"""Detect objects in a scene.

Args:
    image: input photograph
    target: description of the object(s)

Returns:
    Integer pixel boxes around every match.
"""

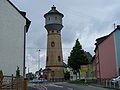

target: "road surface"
[44,82,114,90]
[28,82,115,90]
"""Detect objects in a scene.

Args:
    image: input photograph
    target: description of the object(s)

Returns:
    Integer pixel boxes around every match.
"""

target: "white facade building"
[0,0,31,76]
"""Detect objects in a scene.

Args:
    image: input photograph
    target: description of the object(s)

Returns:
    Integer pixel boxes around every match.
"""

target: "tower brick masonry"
[44,5,64,81]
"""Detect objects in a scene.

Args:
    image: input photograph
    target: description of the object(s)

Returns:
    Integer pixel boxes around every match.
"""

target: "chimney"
[117,25,120,29]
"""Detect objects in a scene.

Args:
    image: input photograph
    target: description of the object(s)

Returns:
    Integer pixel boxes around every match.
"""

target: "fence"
[0,74,28,90]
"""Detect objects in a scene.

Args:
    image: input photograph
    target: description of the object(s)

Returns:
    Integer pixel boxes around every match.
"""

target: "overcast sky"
[11,0,120,73]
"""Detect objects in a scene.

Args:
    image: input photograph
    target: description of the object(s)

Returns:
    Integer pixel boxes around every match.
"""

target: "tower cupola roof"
[44,5,64,17]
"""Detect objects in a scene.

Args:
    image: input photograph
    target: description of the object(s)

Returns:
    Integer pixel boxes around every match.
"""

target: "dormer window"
[48,17,50,20]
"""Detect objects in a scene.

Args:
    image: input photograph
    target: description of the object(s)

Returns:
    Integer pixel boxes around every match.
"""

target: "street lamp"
[37,49,40,71]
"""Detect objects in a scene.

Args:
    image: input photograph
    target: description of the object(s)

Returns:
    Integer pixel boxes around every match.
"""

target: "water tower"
[44,5,64,81]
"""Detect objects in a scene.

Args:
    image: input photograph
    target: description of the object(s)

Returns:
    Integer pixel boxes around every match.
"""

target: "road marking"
[48,84,63,88]
[67,87,73,90]
[41,86,47,90]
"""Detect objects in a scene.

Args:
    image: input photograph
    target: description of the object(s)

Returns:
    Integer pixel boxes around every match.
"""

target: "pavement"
[91,84,120,90]
[28,87,38,90]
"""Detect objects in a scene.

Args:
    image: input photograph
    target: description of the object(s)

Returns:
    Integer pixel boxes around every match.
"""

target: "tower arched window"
[46,56,48,61]
[58,56,61,62]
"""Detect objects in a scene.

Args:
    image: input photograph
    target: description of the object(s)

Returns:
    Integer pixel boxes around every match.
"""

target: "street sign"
[80,65,88,72]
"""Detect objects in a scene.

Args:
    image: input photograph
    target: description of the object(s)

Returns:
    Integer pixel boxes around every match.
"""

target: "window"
[52,30,54,33]
[46,56,48,61]
[58,56,61,61]
[55,17,57,20]
[51,41,55,47]
[48,17,50,20]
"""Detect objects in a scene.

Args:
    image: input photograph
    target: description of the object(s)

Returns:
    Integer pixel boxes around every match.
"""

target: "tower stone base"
[47,67,64,81]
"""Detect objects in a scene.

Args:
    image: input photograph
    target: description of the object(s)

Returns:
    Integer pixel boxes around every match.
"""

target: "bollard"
[113,82,115,88]
[105,80,108,87]
[118,81,120,89]
[109,80,111,88]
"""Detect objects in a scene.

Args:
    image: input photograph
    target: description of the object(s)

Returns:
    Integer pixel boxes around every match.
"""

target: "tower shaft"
[46,30,64,81]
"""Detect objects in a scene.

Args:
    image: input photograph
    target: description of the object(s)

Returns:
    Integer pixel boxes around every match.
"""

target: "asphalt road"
[28,82,116,90]
[44,82,115,90]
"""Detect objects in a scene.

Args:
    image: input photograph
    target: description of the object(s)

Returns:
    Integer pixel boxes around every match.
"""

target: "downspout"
[23,25,26,77]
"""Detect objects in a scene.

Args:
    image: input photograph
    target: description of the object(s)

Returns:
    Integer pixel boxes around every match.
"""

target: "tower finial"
[51,5,56,10]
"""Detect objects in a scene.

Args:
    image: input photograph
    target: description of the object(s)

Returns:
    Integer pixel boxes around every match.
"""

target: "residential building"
[95,25,120,79]
[86,55,96,79]
[80,52,92,79]
[67,68,79,81]
[0,0,31,76]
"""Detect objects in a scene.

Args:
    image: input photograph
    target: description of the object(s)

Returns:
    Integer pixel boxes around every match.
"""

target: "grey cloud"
[11,0,120,71]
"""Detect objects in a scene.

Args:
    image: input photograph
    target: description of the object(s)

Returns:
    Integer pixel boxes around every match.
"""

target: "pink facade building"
[95,25,120,79]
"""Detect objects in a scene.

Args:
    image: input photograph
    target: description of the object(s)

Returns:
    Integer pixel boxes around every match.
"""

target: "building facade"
[0,0,31,76]
[44,6,64,81]
[95,25,120,79]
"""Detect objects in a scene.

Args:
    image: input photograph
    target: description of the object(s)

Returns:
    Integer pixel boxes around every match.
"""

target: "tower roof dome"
[44,5,64,17]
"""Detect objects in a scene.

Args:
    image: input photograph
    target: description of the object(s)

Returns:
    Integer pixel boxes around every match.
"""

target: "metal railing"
[97,79,120,89]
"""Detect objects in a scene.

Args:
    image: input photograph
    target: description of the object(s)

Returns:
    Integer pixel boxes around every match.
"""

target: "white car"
[30,79,43,83]
[30,79,48,83]
[111,76,120,83]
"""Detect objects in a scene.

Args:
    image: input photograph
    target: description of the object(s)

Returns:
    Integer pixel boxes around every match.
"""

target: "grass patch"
[69,81,89,85]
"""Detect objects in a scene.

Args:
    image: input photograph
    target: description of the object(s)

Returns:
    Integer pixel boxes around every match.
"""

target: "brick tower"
[44,5,64,81]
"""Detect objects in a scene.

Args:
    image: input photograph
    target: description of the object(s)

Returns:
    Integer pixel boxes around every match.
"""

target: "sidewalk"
[91,84,120,90]
[28,86,38,90]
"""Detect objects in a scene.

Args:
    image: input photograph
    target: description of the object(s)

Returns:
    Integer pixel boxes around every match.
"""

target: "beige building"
[44,6,64,81]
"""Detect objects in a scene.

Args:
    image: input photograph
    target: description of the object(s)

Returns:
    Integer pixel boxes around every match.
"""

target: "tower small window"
[52,30,54,33]
[55,17,57,20]
[58,56,61,61]
[46,56,48,61]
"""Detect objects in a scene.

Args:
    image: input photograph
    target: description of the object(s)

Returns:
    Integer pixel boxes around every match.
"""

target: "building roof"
[85,52,92,63]
[94,25,120,52]
[44,5,64,18]
[7,0,31,32]
[64,62,67,68]
[91,55,95,62]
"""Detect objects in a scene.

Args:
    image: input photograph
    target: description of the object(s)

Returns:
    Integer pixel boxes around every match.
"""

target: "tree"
[16,66,20,77]
[68,39,88,79]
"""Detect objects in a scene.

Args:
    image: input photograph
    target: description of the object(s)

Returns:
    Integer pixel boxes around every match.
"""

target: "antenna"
[113,23,116,29]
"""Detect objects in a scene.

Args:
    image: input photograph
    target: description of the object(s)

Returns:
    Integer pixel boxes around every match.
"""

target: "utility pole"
[114,23,116,29]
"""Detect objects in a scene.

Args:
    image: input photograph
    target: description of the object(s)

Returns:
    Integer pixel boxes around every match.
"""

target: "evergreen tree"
[68,39,88,79]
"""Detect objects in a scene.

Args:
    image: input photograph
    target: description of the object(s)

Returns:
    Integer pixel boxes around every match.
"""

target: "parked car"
[30,79,43,83]
[111,76,120,83]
